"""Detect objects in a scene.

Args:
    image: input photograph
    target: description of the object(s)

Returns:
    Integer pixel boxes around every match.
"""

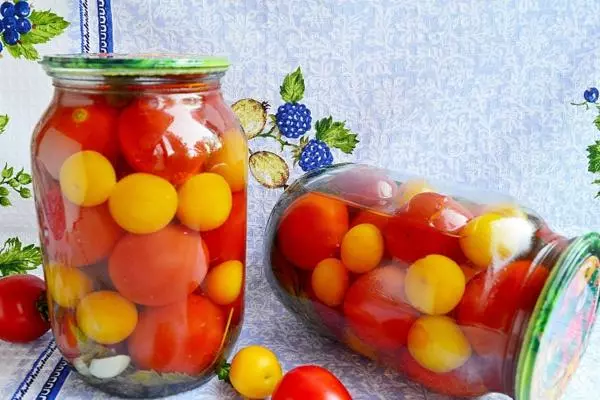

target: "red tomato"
[385,192,472,264]
[128,295,225,374]
[109,225,208,306]
[457,260,549,333]
[350,209,391,231]
[397,350,489,397]
[36,103,119,179]
[118,96,219,185]
[272,365,352,400]
[403,192,473,232]
[343,265,419,351]
[459,324,508,358]
[202,191,247,266]
[277,193,349,270]
[47,204,124,267]
[385,216,465,263]
[0,275,50,343]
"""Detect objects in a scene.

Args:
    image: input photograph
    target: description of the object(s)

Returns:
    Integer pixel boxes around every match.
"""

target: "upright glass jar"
[264,163,600,400]
[31,55,247,398]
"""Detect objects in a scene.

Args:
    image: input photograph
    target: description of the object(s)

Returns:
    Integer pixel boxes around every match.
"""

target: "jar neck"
[49,72,224,94]
[503,234,572,396]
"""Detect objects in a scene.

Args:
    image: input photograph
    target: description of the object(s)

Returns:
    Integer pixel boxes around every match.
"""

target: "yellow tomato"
[229,345,283,399]
[45,263,93,308]
[108,173,178,234]
[407,315,471,373]
[76,291,138,345]
[311,258,349,307]
[205,260,244,305]
[404,254,465,315]
[340,223,384,274]
[177,173,232,231]
[59,150,116,207]
[206,130,248,193]
[459,212,535,269]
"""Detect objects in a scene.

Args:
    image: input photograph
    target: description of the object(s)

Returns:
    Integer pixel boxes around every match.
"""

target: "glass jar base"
[74,369,215,399]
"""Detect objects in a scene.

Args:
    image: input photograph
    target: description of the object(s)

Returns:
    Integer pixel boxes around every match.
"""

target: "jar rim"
[516,232,600,400]
[40,53,230,77]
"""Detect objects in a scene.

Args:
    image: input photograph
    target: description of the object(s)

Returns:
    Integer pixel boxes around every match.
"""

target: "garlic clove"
[88,355,131,379]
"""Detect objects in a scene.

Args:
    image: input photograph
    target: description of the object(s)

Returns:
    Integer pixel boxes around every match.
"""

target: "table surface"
[1,192,599,400]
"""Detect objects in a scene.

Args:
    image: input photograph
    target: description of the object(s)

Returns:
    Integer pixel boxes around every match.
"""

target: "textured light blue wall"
[106,0,600,238]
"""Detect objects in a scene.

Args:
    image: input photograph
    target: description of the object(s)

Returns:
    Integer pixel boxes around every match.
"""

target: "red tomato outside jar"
[265,163,600,400]
[31,54,247,398]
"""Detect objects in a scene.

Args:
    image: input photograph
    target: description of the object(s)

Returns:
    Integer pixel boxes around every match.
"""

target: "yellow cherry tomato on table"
[226,345,283,399]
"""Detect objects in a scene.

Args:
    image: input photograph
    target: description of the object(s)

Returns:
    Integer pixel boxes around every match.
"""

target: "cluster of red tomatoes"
[29,89,246,376]
[271,170,556,397]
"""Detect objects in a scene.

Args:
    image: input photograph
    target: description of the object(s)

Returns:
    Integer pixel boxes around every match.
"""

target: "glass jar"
[31,54,247,398]
[264,163,600,400]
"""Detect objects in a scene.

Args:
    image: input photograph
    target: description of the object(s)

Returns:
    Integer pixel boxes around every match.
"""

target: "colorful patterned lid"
[516,233,600,400]
[40,54,230,76]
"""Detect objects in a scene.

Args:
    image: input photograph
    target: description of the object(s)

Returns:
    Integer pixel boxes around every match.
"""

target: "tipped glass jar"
[264,163,600,400]
[31,54,247,398]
